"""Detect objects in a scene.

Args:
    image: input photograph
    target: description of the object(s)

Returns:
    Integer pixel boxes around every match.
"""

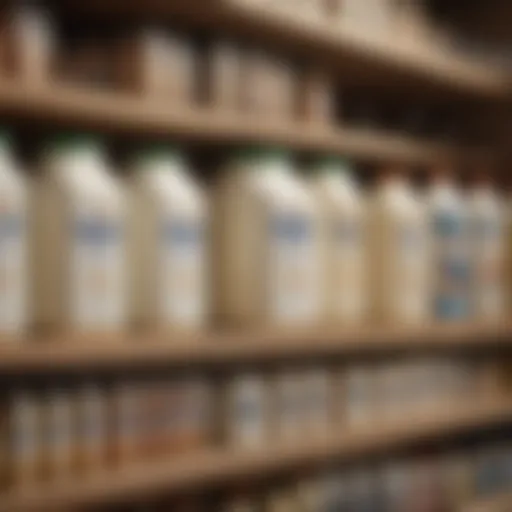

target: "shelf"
[1,399,511,512]
[56,0,511,102]
[464,493,512,512]
[0,324,509,374]
[0,80,485,164]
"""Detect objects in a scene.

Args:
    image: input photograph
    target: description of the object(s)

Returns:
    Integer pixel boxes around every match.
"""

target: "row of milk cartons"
[0,135,507,338]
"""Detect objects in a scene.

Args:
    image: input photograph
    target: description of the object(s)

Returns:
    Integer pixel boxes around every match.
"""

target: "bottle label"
[229,380,264,446]
[10,397,38,463]
[160,216,205,326]
[45,395,72,470]
[269,211,318,321]
[275,375,301,439]
[0,199,25,332]
[71,204,124,329]
[117,387,138,444]
[79,388,105,453]
[433,212,470,319]
[180,380,210,434]
[472,217,503,317]
[345,369,371,424]
[303,372,329,431]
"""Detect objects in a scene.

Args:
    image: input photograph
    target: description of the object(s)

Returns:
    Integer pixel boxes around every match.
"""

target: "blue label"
[161,219,202,248]
[273,214,311,246]
[0,214,21,241]
[75,216,120,246]
[435,214,462,237]
[236,396,260,423]
[432,211,470,319]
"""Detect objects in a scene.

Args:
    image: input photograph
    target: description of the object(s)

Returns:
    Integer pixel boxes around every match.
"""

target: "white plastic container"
[127,147,207,333]
[33,134,125,336]
[369,170,430,324]
[214,148,320,328]
[301,368,331,437]
[224,373,267,449]
[310,157,366,324]
[272,370,303,443]
[0,131,27,338]
[428,173,471,321]
[467,179,506,322]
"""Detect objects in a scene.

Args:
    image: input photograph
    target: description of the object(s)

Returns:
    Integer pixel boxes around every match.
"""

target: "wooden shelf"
[1,399,511,512]
[0,324,509,374]
[464,492,512,512]
[56,0,511,102]
[0,80,475,164]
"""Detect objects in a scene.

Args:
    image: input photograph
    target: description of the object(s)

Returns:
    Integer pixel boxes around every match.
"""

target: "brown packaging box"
[239,51,296,119]
[323,0,343,17]
[0,5,54,85]
[115,29,196,104]
[75,383,107,474]
[8,391,42,488]
[0,395,8,489]
[201,41,240,111]
[297,69,334,123]
[56,41,115,90]
[108,380,141,467]
[143,379,172,459]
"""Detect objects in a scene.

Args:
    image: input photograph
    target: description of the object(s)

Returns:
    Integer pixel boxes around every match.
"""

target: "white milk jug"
[214,148,320,327]
[369,170,429,324]
[310,157,366,324]
[428,172,471,321]
[468,179,506,322]
[33,134,125,335]
[0,131,27,338]
[127,146,207,333]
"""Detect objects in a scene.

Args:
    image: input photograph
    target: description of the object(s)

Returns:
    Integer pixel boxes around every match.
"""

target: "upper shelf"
[54,0,511,103]
[0,80,484,164]
[0,324,509,374]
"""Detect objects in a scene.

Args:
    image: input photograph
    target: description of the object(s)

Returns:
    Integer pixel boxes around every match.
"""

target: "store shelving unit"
[0,80,480,164]
[0,324,510,374]
[1,399,511,512]
[0,1,510,510]
[56,0,511,102]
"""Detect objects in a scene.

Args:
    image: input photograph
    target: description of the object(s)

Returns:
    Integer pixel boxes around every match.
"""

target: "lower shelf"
[1,400,512,512]
[464,493,512,512]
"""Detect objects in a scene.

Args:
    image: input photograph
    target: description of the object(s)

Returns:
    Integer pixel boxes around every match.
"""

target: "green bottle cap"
[46,132,103,152]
